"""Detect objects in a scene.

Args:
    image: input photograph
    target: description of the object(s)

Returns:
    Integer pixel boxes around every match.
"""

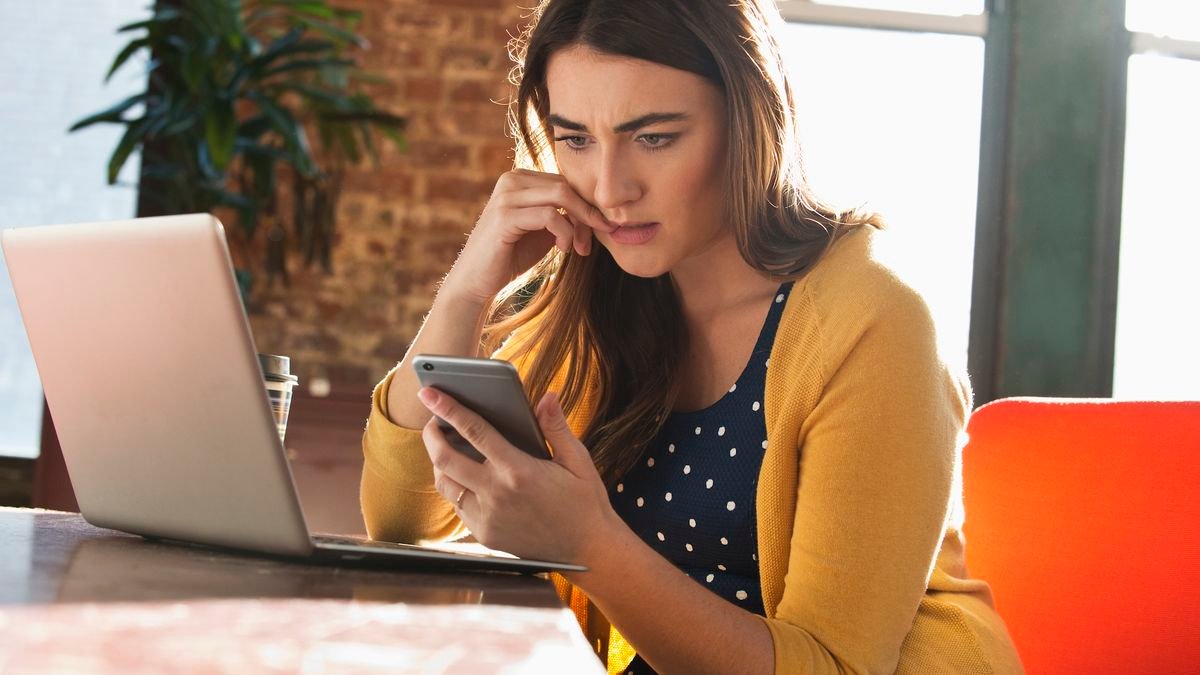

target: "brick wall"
[247,0,528,389]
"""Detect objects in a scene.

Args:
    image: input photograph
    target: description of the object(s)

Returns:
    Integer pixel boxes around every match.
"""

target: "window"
[0,0,142,458]
[812,0,984,17]
[1111,4,1200,399]
[779,2,986,368]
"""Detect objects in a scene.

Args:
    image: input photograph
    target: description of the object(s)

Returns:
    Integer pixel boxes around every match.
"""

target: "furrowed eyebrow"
[547,112,690,134]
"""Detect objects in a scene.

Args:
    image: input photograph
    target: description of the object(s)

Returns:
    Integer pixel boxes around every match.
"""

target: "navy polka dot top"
[608,281,794,673]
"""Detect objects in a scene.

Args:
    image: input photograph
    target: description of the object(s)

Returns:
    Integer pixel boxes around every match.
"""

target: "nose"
[590,146,642,212]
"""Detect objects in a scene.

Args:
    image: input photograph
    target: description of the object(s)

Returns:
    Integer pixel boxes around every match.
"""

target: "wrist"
[434,276,492,316]
[565,508,638,590]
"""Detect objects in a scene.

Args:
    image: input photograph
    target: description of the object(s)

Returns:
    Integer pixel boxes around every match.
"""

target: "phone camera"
[422,362,434,371]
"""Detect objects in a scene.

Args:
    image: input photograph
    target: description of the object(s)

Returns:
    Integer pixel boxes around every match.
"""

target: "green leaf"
[262,57,354,79]
[249,93,316,176]
[69,93,149,132]
[271,82,355,108]
[358,121,380,166]
[117,8,183,34]
[380,125,407,151]
[237,115,274,140]
[234,36,336,88]
[293,16,367,48]
[204,99,237,170]
[107,118,149,184]
[281,2,336,20]
[106,38,151,81]
[320,110,406,128]
[348,70,389,85]
[334,123,360,163]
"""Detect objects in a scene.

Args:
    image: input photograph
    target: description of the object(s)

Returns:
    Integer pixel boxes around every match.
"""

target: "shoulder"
[776,226,945,380]
[802,225,930,325]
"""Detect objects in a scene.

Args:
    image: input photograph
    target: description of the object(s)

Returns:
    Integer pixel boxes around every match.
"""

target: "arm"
[571,520,775,674]
[359,287,489,544]
[414,387,775,675]
[359,170,612,544]
[760,285,966,673]
[383,287,490,429]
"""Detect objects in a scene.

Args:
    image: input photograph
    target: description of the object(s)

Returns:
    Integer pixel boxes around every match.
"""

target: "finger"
[536,391,592,474]
[568,214,592,256]
[432,467,465,508]
[418,387,525,470]
[505,206,574,254]
[509,181,613,233]
[422,415,488,492]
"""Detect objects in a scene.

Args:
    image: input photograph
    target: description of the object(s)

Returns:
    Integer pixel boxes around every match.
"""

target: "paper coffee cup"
[259,353,299,444]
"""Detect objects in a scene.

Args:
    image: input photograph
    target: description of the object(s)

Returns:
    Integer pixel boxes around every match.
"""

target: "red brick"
[428,175,494,203]
[404,76,443,103]
[449,79,496,104]
[441,46,502,72]
[477,141,515,175]
[427,0,504,9]
[403,141,470,170]
[244,0,521,383]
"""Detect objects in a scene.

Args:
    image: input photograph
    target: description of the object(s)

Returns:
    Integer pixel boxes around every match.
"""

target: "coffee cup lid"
[258,353,299,384]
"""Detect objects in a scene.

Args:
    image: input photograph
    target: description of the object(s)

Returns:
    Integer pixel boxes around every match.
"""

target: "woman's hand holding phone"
[439,169,613,308]
[417,386,620,568]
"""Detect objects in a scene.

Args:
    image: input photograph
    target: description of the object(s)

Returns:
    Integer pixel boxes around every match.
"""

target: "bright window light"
[1126,1,1200,42]
[1111,54,1200,399]
[782,23,985,369]
[0,0,142,459]
[811,0,985,17]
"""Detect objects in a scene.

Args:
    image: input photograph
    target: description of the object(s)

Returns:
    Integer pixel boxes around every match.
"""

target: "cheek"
[667,149,727,225]
[555,155,593,202]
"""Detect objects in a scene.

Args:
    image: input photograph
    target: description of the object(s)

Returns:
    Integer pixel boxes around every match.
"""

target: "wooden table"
[0,507,603,673]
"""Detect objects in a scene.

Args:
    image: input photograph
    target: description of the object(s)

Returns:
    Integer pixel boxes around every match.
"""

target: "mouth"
[608,222,660,246]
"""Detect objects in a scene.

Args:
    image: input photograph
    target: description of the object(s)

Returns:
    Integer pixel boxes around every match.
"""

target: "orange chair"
[962,398,1200,674]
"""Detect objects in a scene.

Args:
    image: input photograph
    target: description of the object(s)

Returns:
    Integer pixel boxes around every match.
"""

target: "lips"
[608,222,660,246]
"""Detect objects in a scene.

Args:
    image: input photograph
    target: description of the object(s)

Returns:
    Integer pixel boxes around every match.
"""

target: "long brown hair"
[485,0,882,486]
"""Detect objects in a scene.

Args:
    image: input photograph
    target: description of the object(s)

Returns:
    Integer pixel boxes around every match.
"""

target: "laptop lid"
[2,214,313,556]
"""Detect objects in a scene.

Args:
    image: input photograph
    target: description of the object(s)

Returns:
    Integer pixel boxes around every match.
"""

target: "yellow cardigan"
[360,227,1023,674]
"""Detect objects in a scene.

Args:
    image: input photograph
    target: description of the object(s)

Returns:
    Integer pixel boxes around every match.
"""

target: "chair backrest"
[962,398,1200,675]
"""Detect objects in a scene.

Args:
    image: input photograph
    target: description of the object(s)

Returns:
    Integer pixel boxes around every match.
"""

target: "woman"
[361,0,1022,672]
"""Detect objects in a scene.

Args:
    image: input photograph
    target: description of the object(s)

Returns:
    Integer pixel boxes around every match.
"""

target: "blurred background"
[1,0,1196,532]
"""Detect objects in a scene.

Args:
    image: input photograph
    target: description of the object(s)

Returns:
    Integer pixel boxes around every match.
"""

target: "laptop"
[1,214,584,575]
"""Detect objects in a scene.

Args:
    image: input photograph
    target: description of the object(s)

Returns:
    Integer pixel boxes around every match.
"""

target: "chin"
[604,247,672,279]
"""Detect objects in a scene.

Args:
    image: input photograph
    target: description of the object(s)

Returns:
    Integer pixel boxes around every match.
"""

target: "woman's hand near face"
[417,387,620,565]
[440,169,613,307]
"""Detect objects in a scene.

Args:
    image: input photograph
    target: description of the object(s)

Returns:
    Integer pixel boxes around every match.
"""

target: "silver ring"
[455,487,469,507]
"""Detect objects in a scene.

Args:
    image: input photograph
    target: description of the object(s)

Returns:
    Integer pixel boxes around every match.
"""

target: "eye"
[638,133,678,150]
[554,135,590,151]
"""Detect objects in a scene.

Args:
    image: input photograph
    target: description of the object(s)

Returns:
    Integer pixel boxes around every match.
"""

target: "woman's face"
[545,45,729,278]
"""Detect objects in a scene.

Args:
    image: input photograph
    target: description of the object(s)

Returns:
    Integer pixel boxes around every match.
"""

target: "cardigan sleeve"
[760,281,971,674]
[359,365,467,544]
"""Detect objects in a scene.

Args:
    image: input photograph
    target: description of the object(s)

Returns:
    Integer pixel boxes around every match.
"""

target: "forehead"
[544,45,721,122]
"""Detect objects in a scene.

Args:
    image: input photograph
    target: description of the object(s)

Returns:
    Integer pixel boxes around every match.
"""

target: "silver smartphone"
[412,355,552,462]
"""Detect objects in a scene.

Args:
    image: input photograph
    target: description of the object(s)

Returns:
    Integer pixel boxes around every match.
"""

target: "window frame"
[1131,32,1200,61]
[775,0,987,36]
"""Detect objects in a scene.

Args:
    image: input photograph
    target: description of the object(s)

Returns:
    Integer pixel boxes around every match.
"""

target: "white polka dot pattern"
[605,281,794,626]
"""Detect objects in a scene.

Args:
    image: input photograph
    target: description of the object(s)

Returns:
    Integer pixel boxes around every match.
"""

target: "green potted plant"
[70,0,405,300]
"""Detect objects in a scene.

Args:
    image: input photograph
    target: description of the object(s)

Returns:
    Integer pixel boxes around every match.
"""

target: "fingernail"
[417,388,439,407]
